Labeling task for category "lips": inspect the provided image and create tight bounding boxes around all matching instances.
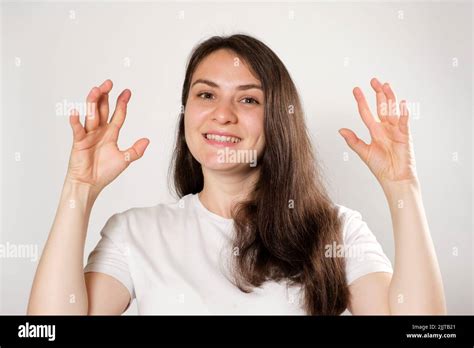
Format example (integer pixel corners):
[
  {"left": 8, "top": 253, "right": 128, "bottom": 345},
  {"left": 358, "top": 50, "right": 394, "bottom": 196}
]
[
  {"left": 202, "top": 132, "right": 242, "bottom": 147},
  {"left": 204, "top": 133, "right": 241, "bottom": 143},
  {"left": 203, "top": 129, "right": 241, "bottom": 137}
]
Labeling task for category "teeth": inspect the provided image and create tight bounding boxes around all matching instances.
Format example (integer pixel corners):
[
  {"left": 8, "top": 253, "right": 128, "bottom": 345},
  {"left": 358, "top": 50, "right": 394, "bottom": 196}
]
[{"left": 205, "top": 133, "right": 241, "bottom": 143}]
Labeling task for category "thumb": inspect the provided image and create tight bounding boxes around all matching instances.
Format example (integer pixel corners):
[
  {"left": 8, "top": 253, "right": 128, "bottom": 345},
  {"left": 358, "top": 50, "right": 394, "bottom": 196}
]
[
  {"left": 122, "top": 138, "right": 150, "bottom": 163},
  {"left": 338, "top": 128, "right": 369, "bottom": 162}
]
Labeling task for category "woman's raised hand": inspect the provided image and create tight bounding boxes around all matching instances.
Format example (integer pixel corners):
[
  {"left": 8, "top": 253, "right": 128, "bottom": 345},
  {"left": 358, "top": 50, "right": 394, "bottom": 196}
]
[
  {"left": 339, "top": 78, "right": 418, "bottom": 187},
  {"left": 66, "top": 80, "right": 150, "bottom": 194}
]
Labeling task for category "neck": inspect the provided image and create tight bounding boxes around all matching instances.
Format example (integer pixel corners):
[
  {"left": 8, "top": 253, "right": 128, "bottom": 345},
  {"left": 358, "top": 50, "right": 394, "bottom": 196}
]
[{"left": 198, "top": 167, "right": 259, "bottom": 219}]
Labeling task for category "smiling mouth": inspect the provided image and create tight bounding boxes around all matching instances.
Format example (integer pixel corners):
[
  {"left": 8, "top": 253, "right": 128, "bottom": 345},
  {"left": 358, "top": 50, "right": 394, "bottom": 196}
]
[{"left": 203, "top": 133, "right": 242, "bottom": 144}]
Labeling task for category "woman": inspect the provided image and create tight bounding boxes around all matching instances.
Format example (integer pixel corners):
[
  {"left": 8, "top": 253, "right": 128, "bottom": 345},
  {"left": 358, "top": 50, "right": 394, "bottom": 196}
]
[{"left": 27, "top": 34, "right": 446, "bottom": 315}]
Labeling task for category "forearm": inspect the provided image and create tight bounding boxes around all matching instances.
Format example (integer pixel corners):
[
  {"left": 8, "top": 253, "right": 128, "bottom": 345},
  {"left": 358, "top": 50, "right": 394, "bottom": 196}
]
[
  {"left": 27, "top": 180, "right": 97, "bottom": 315},
  {"left": 382, "top": 179, "right": 446, "bottom": 314}
]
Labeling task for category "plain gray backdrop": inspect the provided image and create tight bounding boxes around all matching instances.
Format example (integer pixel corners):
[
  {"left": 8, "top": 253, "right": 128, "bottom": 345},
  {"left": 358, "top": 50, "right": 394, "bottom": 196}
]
[{"left": 1, "top": 0, "right": 472, "bottom": 315}]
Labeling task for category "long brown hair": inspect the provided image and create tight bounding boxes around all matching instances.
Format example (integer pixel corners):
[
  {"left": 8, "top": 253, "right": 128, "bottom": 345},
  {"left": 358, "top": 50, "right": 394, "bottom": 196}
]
[{"left": 170, "top": 34, "right": 349, "bottom": 315}]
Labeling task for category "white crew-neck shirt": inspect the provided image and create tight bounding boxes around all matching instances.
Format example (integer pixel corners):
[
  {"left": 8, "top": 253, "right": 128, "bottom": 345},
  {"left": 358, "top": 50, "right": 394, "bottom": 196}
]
[{"left": 84, "top": 193, "right": 393, "bottom": 315}]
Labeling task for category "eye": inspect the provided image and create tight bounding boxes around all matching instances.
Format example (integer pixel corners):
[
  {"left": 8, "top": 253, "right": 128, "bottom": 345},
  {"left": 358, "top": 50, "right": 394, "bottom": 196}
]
[
  {"left": 197, "top": 92, "right": 214, "bottom": 100},
  {"left": 241, "top": 97, "right": 260, "bottom": 105}
]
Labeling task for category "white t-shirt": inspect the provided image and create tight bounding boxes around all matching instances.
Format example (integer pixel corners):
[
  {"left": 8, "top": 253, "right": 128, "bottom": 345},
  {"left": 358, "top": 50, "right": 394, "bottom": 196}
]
[{"left": 84, "top": 193, "right": 393, "bottom": 315}]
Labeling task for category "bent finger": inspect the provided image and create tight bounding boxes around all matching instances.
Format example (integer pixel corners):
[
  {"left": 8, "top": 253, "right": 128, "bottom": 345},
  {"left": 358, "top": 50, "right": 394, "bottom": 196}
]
[
  {"left": 370, "top": 77, "right": 388, "bottom": 123},
  {"left": 84, "top": 86, "right": 101, "bottom": 132},
  {"left": 69, "top": 109, "right": 86, "bottom": 141},
  {"left": 339, "top": 128, "right": 370, "bottom": 163},
  {"left": 353, "top": 87, "right": 377, "bottom": 134},
  {"left": 110, "top": 89, "right": 132, "bottom": 130},
  {"left": 399, "top": 100, "right": 410, "bottom": 135},
  {"left": 122, "top": 138, "right": 150, "bottom": 163},
  {"left": 98, "top": 79, "right": 113, "bottom": 126},
  {"left": 382, "top": 82, "right": 399, "bottom": 125}
]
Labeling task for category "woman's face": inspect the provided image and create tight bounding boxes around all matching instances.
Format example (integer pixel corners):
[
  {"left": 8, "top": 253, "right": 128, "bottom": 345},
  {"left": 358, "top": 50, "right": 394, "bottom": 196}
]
[{"left": 184, "top": 48, "right": 265, "bottom": 172}]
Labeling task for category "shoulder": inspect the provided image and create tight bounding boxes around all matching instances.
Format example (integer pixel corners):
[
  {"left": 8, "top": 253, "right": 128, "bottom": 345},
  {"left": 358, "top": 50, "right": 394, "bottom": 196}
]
[
  {"left": 333, "top": 203, "right": 385, "bottom": 249},
  {"left": 333, "top": 203, "right": 365, "bottom": 238},
  {"left": 334, "top": 203, "right": 363, "bottom": 220},
  {"left": 333, "top": 203, "right": 393, "bottom": 285},
  {"left": 108, "top": 194, "right": 195, "bottom": 233}
]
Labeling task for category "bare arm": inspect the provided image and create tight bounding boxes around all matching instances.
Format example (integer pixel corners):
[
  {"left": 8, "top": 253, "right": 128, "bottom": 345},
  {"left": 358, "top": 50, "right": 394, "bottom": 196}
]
[
  {"left": 341, "top": 78, "right": 446, "bottom": 314},
  {"left": 85, "top": 272, "right": 131, "bottom": 314},
  {"left": 384, "top": 179, "right": 446, "bottom": 314},
  {"left": 27, "top": 80, "right": 149, "bottom": 315},
  {"left": 27, "top": 180, "right": 96, "bottom": 314},
  {"left": 348, "top": 181, "right": 446, "bottom": 315}
]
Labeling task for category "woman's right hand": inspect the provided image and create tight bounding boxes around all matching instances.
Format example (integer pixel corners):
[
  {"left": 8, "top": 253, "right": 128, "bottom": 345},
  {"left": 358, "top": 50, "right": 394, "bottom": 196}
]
[{"left": 66, "top": 79, "right": 150, "bottom": 195}]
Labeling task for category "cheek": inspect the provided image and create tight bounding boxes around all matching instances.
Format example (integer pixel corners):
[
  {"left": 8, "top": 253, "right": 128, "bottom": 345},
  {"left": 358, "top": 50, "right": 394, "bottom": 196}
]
[
  {"left": 184, "top": 108, "right": 217, "bottom": 166},
  {"left": 184, "top": 104, "right": 207, "bottom": 143},
  {"left": 185, "top": 103, "right": 205, "bottom": 130},
  {"left": 184, "top": 113, "right": 201, "bottom": 157},
  {"left": 241, "top": 111, "right": 265, "bottom": 149}
]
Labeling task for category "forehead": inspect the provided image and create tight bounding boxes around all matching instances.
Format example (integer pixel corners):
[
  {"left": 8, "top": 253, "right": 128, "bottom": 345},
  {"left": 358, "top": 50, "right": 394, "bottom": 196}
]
[{"left": 192, "top": 49, "right": 261, "bottom": 87}]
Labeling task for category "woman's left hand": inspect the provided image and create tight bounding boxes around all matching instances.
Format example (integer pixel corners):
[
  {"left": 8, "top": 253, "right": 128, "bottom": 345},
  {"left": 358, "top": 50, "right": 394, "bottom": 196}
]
[{"left": 339, "top": 78, "right": 418, "bottom": 187}]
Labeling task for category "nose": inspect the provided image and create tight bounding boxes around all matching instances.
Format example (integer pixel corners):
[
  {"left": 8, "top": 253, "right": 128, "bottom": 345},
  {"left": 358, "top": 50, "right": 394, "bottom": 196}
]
[{"left": 212, "top": 100, "right": 238, "bottom": 125}]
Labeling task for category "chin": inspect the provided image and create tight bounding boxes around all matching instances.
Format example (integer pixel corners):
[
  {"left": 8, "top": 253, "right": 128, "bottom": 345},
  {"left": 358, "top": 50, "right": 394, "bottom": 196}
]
[
  {"left": 189, "top": 138, "right": 260, "bottom": 172},
  {"left": 200, "top": 153, "right": 243, "bottom": 171}
]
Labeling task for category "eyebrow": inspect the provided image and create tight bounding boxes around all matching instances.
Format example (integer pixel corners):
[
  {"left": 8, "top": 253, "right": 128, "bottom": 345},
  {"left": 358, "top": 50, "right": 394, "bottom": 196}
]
[{"left": 191, "top": 78, "right": 262, "bottom": 91}]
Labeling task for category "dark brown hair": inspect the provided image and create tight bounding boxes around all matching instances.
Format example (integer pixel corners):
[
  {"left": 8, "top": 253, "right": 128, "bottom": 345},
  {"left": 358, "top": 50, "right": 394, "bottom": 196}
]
[{"left": 170, "top": 34, "right": 349, "bottom": 315}]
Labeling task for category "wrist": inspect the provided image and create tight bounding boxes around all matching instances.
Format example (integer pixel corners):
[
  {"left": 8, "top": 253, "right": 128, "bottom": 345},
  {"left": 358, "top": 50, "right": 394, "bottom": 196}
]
[
  {"left": 380, "top": 177, "right": 422, "bottom": 204},
  {"left": 62, "top": 177, "right": 100, "bottom": 208}
]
